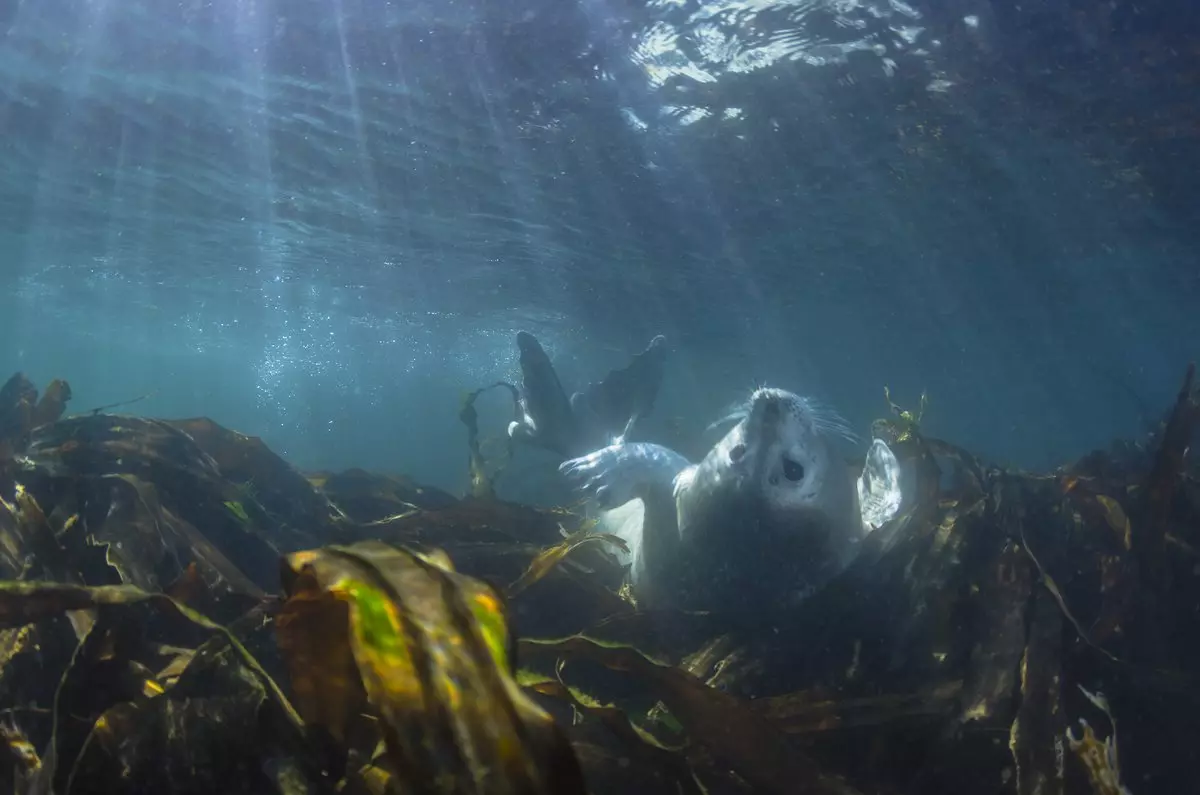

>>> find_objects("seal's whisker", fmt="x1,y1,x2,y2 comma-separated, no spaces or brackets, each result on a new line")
796,396,860,445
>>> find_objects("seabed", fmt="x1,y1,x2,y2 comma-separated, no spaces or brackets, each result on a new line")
0,366,1197,795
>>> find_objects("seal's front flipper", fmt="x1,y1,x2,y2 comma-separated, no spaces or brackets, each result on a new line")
857,438,902,530
508,331,577,457
559,441,690,510
570,335,668,450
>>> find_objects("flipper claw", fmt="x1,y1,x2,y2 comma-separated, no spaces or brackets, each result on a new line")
558,442,690,510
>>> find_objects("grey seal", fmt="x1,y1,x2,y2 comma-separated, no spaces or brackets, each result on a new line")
558,387,902,614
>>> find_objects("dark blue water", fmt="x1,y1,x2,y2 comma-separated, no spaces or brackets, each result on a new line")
1,0,1197,492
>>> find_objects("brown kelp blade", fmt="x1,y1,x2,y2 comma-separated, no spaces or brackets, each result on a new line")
0,578,309,794
0,580,299,726
507,528,629,598
521,635,864,795
277,540,586,795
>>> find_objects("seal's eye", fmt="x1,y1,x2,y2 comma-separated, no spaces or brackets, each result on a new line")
782,458,805,482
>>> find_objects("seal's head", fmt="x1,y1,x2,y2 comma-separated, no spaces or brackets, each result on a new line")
673,387,863,610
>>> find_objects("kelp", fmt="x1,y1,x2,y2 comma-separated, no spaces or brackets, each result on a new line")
507,527,628,598
519,666,713,795
0,579,308,795
1066,686,1132,795
458,382,523,499
0,365,1198,793
17,414,322,593
166,416,349,540
0,373,72,468
519,635,865,795
276,540,587,794
310,468,459,523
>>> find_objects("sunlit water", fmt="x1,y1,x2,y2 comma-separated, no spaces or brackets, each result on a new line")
1,0,1197,491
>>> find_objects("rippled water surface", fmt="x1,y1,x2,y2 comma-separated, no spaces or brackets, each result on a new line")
2,0,1197,485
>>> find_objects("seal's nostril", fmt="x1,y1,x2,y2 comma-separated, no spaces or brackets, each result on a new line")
729,443,746,462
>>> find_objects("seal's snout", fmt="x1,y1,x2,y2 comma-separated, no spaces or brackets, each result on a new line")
744,389,789,442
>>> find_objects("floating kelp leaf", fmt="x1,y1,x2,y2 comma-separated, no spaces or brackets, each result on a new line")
508,528,629,598
520,635,864,795
277,540,587,794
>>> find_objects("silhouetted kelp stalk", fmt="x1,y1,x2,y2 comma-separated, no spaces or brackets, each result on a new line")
459,381,522,499
85,389,159,416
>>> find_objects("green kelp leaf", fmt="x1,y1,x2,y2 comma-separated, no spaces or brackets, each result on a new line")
520,635,865,795
507,528,629,598
224,500,251,523
277,540,587,795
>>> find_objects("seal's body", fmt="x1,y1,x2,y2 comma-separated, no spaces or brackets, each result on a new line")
559,387,902,613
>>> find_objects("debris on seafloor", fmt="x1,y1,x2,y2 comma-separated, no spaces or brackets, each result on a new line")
0,366,1197,794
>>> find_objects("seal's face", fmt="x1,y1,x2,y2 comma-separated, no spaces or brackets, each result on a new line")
673,387,861,611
